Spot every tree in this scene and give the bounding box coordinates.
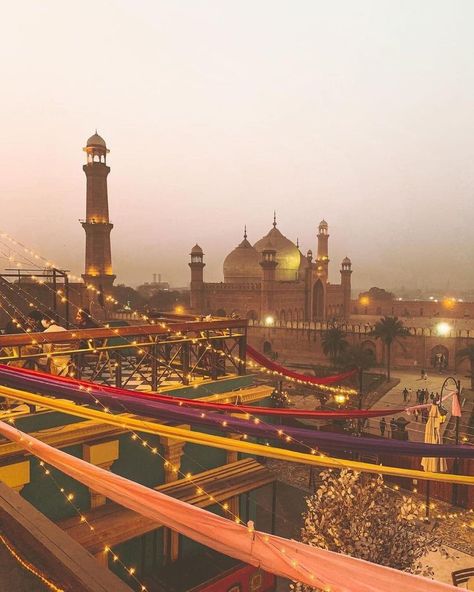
[291,469,446,592]
[321,327,348,365]
[456,344,474,389]
[371,316,408,381]
[339,344,374,410]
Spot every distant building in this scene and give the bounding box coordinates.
[189,216,352,321]
[137,274,170,298]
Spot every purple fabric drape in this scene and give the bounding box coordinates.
[0,367,472,459]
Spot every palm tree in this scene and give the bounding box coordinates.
[456,345,474,389]
[339,344,374,409]
[371,316,408,381]
[321,327,348,365]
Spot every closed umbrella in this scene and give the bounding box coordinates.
[421,404,447,473]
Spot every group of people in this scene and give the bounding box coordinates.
[378,417,401,438]
[2,308,99,375]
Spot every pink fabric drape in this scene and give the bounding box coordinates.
[451,393,462,418]
[0,421,457,592]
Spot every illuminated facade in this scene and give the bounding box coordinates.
[81,132,116,296]
[189,218,352,321]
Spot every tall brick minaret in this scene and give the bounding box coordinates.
[81,132,115,297]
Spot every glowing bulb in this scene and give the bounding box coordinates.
[436,322,451,337]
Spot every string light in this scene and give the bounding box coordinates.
[1,235,471,515]
[0,534,65,592]
[0,233,357,400]
[34,458,149,591]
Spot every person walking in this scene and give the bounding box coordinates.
[390,418,397,438]
[402,387,409,403]
[379,417,386,437]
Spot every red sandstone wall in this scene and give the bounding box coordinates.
[248,324,472,372]
[351,298,474,319]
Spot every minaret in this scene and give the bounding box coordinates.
[259,244,277,318]
[189,244,205,313]
[316,219,329,282]
[81,132,115,296]
[304,249,313,320]
[340,257,352,320]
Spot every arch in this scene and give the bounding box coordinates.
[215,308,226,317]
[288,309,293,322]
[263,341,272,355]
[312,280,324,320]
[246,310,258,321]
[431,345,449,369]
[280,309,286,323]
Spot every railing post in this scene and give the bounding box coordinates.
[114,354,122,388]
[182,342,190,385]
[151,343,158,392]
[210,346,218,381]
[238,331,247,376]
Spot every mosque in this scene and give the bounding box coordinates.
[189,216,353,322]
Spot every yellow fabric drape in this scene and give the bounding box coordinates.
[1,384,472,486]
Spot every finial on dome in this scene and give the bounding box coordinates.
[296,237,299,249]
[244,225,247,240]
[273,211,277,228]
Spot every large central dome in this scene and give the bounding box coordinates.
[253,223,301,282]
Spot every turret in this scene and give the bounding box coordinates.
[259,244,277,318]
[304,249,313,320]
[316,220,329,281]
[340,257,352,319]
[189,244,205,313]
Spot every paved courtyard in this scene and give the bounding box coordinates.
[365,368,465,443]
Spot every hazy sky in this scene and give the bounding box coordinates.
[1,1,473,290]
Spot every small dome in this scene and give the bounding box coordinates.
[254,226,300,282]
[191,244,203,255]
[224,236,261,284]
[342,256,351,265]
[319,219,328,228]
[86,132,107,148]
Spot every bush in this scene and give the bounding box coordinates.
[291,469,447,592]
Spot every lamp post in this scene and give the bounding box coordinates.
[357,366,364,436]
[440,376,461,505]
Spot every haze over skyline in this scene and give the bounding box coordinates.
[1,1,473,291]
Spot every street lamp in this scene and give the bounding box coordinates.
[440,376,461,506]
[264,315,275,327]
[435,322,451,337]
[359,296,369,315]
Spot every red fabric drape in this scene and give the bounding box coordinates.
[246,345,357,385]
[0,364,404,419]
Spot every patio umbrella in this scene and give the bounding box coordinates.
[421,404,448,473]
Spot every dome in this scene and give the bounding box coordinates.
[223,235,261,284]
[319,219,328,228]
[342,256,351,265]
[253,226,301,282]
[86,132,107,148]
[191,244,203,255]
